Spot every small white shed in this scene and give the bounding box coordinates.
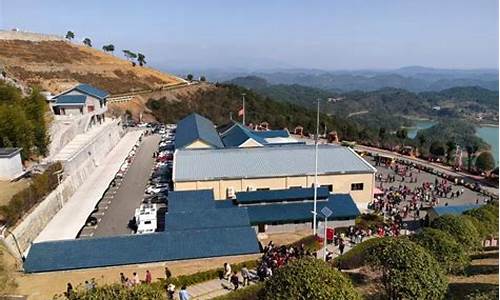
[0,148,23,181]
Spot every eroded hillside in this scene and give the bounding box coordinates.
[0,36,186,94]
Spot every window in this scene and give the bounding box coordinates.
[351,183,364,191]
[321,184,333,192]
[290,186,302,189]
[257,187,270,191]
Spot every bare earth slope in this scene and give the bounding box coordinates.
[0,33,186,94]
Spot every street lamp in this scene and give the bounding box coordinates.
[320,206,333,261]
[312,98,320,236]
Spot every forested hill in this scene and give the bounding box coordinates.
[227,76,499,127]
[146,83,369,142]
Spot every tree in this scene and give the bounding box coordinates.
[378,127,387,141]
[137,53,147,66]
[200,76,206,82]
[465,140,479,171]
[83,38,92,47]
[102,44,115,54]
[475,151,495,173]
[65,30,75,40]
[446,141,456,164]
[187,74,194,81]
[367,237,448,300]
[395,128,407,139]
[430,215,481,252]
[259,257,361,300]
[411,228,470,274]
[123,50,137,66]
[429,141,446,157]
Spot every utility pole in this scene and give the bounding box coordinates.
[312,98,320,236]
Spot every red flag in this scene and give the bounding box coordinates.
[238,107,244,117]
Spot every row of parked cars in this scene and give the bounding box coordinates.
[133,124,176,234]
[79,136,143,235]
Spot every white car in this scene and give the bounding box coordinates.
[135,203,157,234]
[145,184,169,194]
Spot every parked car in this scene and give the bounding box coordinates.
[86,216,98,226]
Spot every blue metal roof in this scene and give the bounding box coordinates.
[75,84,109,100]
[54,94,87,105]
[24,227,260,273]
[431,204,482,217]
[165,208,251,231]
[168,190,215,212]
[236,187,330,204]
[253,130,290,139]
[175,113,224,149]
[245,194,360,225]
[221,123,267,147]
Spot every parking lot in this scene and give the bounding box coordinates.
[77,124,175,238]
[78,133,161,238]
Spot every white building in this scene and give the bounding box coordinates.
[0,148,23,180]
[51,84,108,127]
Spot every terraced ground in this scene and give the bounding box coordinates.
[0,39,185,94]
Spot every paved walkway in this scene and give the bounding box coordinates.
[93,134,160,237]
[354,144,499,196]
[34,130,144,243]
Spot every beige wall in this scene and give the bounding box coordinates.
[174,172,374,208]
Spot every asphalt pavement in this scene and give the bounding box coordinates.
[92,134,160,237]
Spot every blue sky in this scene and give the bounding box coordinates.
[0,0,498,70]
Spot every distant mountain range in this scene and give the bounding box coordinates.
[226,75,499,129]
[175,66,498,92]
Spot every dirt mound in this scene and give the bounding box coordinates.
[0,39,186,94]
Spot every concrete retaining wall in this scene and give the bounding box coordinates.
[62,121,123,175]
[4,123,124,256]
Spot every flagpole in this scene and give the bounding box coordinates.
[242,93,246,126]
[313,98,320,236]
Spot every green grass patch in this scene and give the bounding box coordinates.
[332,238,384,270]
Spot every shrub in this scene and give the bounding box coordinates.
[0,162,62,225]
[53,283,164,300]
[259,257,361,300]
[213,283,263,300]
[355,213,386,231]
[411,228,470,274]
[332,238,384,270]
[430,214,481,253]
[464,204,499,239]
[367,237,448,300]
[288,235,321,252]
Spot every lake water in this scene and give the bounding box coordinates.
[407,120,499,166]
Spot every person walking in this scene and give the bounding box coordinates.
[179,286,191,300]
[223,263,232,280]
[165,266,172,279]
[339,239,345,255]
[65,283,73,299]
[145,270,152,284]
[241,265,250,286]
[230,271,240,290]
[120,273,127,285]
[132,272,139,285]
[166,283,176,300]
